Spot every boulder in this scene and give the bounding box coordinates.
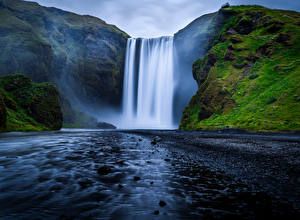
[97,122,117,129]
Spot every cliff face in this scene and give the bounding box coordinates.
[180,6,300,132]
[0,0,129,126]
[173,9,234,123]
[0,74,62,132]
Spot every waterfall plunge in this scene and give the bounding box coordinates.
[121,37,176,129]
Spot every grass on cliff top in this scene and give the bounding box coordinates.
[181,6,300,132]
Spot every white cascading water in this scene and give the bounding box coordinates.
[121,36,175,129]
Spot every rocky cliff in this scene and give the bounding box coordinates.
[0,74,62,132]
[0,0,129,127]
[180,5,300,132]
[173,8,234,123]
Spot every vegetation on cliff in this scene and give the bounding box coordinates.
[180,5,300,132]
[0,0,129,127]
[0,74,62,132]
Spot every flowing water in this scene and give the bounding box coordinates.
[122,37,175,129]
[0,129,299,219]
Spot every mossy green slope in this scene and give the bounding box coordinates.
[180,6,300,132]
[0,74,63,132]
[0,0,129,127]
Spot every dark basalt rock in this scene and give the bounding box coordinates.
[221,3,230,9]
[267,23,283,33]
[159,200,167,207]
[97,165,112,175]
[276,33,291,46]
[236,18,255,35]
[133,176,141,181]
[198,106,214,121]
[97,122,117,129]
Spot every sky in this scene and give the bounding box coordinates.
[26,0,300,38]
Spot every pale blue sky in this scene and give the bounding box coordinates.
[26,0,300,37]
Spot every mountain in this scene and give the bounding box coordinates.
[0,0,129,127]
[180,5,300,132]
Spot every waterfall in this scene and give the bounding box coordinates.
[121,36,175,129]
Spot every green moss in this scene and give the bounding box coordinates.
[180,6,300,132]
[0,74,62,132]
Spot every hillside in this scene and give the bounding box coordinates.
[173,9,234,122]
[180,5,300,132]
[0,0,129,127]
[0,74,62,132]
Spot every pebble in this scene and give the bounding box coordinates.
[133,176,141,181]
[159,200,167,207]
[97,165,112,175]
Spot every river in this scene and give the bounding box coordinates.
[0,129,299,219]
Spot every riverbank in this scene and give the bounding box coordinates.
[0,129,299,219]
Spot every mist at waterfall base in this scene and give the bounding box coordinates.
[120,37,176,129]
[78,36,197,130]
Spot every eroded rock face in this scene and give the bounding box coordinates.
[0,0,129,125]
[180,5,300,132]
[172,8,235,123]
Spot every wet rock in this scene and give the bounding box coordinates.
[115,160,125,166]
[151,136,162,145]
[164,158,171,162]
[154,210,159,215]
[159,200,167,207]
[118,184,123,189]
[97,165,112,175]
[133,176,141,181]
